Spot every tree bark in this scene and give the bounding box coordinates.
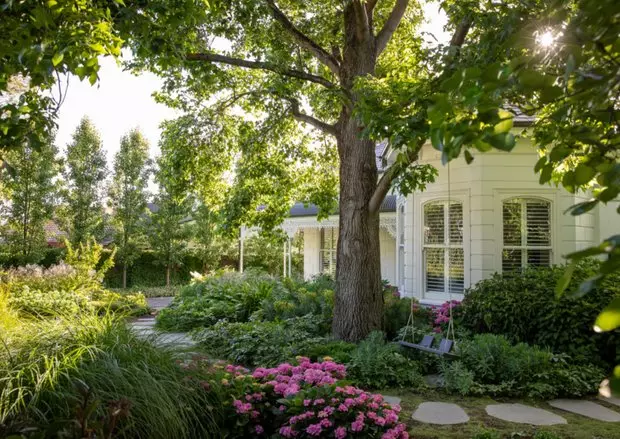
[166,265,171,287]
[331,4,383,342]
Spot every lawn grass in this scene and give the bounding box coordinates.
[380,389,620,439]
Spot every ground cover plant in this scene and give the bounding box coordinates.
[194,357,409,438]
[441,334,604,399]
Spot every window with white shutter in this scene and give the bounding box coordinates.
[320,228,338,276]
[502,198,552,272]
[423,201,464,295]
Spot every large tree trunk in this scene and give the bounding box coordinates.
[166,265,171,287]
[332,4,383,342]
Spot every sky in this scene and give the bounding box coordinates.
[54,2,448,168]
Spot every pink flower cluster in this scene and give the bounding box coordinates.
[279,386,407,438]
[215,358,408,438]
[431,300,461,333]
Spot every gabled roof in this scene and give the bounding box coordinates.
[288,194,397,217]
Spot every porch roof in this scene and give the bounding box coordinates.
[288,194,397,218]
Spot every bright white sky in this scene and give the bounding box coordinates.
[54,2,448,169]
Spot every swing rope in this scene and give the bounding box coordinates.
[400,159,456,350]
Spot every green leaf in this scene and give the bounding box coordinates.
[566,245,606,261]
[574,164,596,185]
[487,133,515,151]
[493,110,513,134]
[88,72,98,86]
[52,52,64,66]
[430,128,444,151]
[555,262,575,298]
[534,156,547,173]
[568,199,598,216]
[464,150,474,164]
[88,43,106,53]
[595,297,620,332]
[539,164,553,184]
[519,69,552,88]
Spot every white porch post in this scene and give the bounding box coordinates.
[288,236,292,277]
[283,241,287,277]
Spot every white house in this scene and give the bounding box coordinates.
[277,133,618,306]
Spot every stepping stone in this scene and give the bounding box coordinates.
[598,395,620,408]
[549,399,620,422]
[412,402,469,425]
[486,404,566,426]
[147,297,174,311]
[381,395,401,406]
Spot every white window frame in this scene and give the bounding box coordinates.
[415,191,470,304]
[319,227,338,276]
[494,190,559,273]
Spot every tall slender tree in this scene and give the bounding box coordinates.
[148,129,194,287]
[63,117,107,245]
[108,129,151,288]
[0,141,61,264]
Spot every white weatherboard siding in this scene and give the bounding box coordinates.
[401,136,606,304]
[291,134,616,304]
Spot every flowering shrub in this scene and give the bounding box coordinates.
[431,300,461,334]
[200,358,408,438]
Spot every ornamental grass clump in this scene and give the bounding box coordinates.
[198,357,408,438]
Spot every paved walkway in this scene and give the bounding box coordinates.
[129,297,195,348]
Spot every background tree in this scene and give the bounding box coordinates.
[0,141,61,264]
[62,117,107,245]
[108,129,151,288]
[149,133,194,287]
[190,204,236,273]
[125,0,446,342]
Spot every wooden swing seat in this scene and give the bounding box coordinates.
[399,335,459,358]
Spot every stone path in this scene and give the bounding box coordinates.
[485,403,567,426]
[129,297,195,348]
[549,399,620,422]
[412,402,469,425]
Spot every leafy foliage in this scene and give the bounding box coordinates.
[459,260,620,367]
[345,332,424,390]
[108,129,151,287]
[0,140,61,264]
[61,117,108,245]
[443,334,604,398]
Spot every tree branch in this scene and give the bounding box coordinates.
[285,98,337,136]
[375,0,409,56]
[368,139,423,214]
[265,0,340,75]
[365,0,379,14]
[449,16,472,48]
[185,52,336,89]
[353,0,371,42]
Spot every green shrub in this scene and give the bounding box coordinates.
[459,259,620,367]
[0,312,220,438]
[470,428,501,439]
[192,315,327,367]
[296,340,357,364]
[0,246,148,317]
[156,270,278,331]
[443,334,604,398]
[345,331,425,390]
[533,431,562,439]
